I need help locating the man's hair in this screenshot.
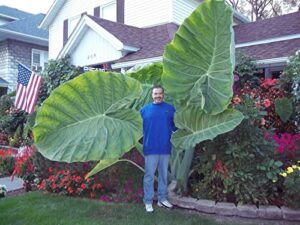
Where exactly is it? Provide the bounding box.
[152,84,164,93]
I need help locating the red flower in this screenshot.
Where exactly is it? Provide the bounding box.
[260,78,277,88]
[232,96,241,105]
[81,183,86,189]
[263,99,271,108]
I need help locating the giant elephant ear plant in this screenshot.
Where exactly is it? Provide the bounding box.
[162,0,243,191]
[33,0,243,188]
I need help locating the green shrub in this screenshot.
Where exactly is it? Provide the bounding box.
[189,96,283,205]
[280,162,300,209]
[38,55,83,103]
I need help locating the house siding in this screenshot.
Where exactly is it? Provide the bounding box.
[125,0,172,27]
[172,0,200,25]
[71,28,122,66]
[49,0,118,59]
[0,40,47,92]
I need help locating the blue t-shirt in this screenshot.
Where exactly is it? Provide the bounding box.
[140,101,176,155]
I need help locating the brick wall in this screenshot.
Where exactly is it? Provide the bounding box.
[0,41,9,89]
[0,39,48,92]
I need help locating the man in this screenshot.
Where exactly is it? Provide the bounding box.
[140,85,176,212]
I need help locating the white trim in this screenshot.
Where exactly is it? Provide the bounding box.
[39,0,65,29]
[0,13,19,20]
[0,28,48,43]
[236,34,300,48]
[123,45,140,51]
[256,57,289,65]
[112,56,163,69]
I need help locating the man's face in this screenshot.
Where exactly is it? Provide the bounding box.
[152,88,164,104]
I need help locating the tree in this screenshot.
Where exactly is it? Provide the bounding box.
[227,0,300,21]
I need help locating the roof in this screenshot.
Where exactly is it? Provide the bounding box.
[88,15,142,47]
[84,16,177,63]
[234,12,300,44]
[115,23,178,63]
[237,38,300,61]
[0,13,48,39]
[0,5,33,20]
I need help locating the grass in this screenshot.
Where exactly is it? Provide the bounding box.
[0,191,252,225]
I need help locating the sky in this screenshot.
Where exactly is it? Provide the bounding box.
[0,0,55,14]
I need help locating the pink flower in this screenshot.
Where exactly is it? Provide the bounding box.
[263,99,271,108]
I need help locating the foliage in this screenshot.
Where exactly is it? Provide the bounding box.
[162,0,235,115]
[12,146,36,191]
[280,162,300,208]
[0,148,17,177]
[0,95,13,115]
[126,63,162,85]
[274,97,293,123]
[189,95,283,205]
[239,78,296,133]
[33,71,143,163]
[280,50,300,131]
[227,0,300,21]
[0,185,7,197]
[38,55,83,104]
[234,50,257,82]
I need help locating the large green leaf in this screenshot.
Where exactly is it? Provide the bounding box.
[126,63,163,111]
[33,71,143,162]
[86,158,145,178]
[162,0,235,114]
[275,97,293,123]
[172,106,244,149]
[126,63,163,85]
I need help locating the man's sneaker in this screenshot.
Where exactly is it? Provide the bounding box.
[145,204,154,212]
[157,200,173,209]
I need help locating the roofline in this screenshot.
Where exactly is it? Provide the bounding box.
[256,57,288,67]
[39,0,64,29]
[0,28,48,44]
[236,34,300,48]
[112,56,163,69]
[232,9,250,23]
[0,13,18,20]
[57,15,138,59]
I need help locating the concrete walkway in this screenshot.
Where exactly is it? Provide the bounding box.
[0,176,24,192]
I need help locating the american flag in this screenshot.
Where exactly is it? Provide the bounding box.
[14,64,42,114]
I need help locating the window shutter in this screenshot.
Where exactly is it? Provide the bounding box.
[117,0,124,23]
[63,19,68,46]
[94,6,100,18]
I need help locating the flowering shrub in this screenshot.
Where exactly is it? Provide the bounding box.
[37,169,104,198]
[0,148,17,177]
[11,146,36,190]
[273,133,300,159]
[0,184,7,197]
[32,150,144,203]
[280,161,300,208]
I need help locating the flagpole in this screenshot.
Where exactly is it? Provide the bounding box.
[16,61,32,71]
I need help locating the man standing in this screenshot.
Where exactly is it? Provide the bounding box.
[140,85,176,212]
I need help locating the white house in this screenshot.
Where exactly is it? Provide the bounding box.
[39,0,249,72]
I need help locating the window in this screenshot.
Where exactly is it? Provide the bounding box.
[101,1,116,21]
[68,15,81,37]
[31,49,48,72]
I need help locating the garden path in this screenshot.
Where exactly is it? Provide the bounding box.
[0,176,23,192]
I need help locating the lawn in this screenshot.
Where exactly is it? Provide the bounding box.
[0,191,250,225]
